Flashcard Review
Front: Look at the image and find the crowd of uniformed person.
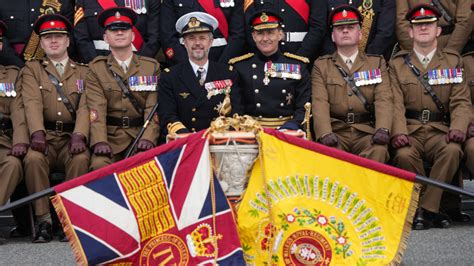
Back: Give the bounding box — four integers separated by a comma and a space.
0, 0, 472, 244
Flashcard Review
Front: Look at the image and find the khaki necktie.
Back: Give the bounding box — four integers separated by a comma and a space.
55, 63, 64, 76
121, 62, 128, 73
345, 59, 353, 70
422, 57, 430, 68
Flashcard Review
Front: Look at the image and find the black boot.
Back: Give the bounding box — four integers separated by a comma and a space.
32, 221, 52, 243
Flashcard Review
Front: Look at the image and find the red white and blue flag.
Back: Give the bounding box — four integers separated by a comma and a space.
52, 131, 244, 265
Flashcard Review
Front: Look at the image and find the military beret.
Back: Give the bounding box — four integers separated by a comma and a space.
175, 12, 218, 36
405, 4, 441, 24
98, 7, 137, 30
33, 14, 72, 36
329, 5, 363, 27
249, 10, 282, 31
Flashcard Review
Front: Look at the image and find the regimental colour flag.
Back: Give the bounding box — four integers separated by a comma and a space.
52, 131, 244, 265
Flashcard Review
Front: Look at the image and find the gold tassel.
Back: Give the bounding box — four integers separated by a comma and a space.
219, 92, 232, 116
358, 0, 375, 52
302, 102, 312, 141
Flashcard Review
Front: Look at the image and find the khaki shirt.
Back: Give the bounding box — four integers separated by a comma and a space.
396, 0, 473, 53
86, 54, 160, 154
21, 58, 89, 140
0, 65, 29, 149
390, 48, 471, 135
311, 52, 393, 139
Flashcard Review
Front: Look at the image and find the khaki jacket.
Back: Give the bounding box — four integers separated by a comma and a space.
86, 54, 160, 154
311, 52, 393, 139
21, 58, 89, 141
0, 65, 29, 149
390, 49, 471, 135
396, 0, 472, 53
463, 51, 474, 122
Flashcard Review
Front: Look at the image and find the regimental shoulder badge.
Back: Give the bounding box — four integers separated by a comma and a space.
129, 76, 159, 91
204, 79, 232, 99
228, 53, 254, 65
353, 69, 382, 86
427, 68, 463, 85
165, 48, 174, 59
0, 82, 17, 97
283, 52, 309, 64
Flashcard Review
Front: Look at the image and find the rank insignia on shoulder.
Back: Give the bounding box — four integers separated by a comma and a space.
0, 82, 17, 97
353, 69, 382, 86
76, 79, 84, 93
427, 68, 463, 85
219, 0, 235, 8
205, 79, 232, 99
179, 92, 190, 99
128, 76, 158, 91
283, 52, 309, 64
228, 53, 254, 64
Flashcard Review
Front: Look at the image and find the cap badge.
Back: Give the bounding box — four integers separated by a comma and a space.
115, 11, 121, 19
342, 9, 348, 17
188, 17, 200, 28
420, 8, 425, 16
260, 12, 268, 22
50, 21, 55, 26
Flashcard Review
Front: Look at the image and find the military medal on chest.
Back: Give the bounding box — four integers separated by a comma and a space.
427, 68, 463, 85
0, 82, 16, 97
263, 62, 302, 86
263, 61, 273, 86
128, 75, 158, 91
219, 0, 235, 7
353, 68, 382, 86
76, 79, 84, 94
125, 0, 147, 14
205, 79, 232, 99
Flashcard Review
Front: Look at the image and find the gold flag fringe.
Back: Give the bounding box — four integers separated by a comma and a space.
390, 183, 421, 265
51, 195, 88, 266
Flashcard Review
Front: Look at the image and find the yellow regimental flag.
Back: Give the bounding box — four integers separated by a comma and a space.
237, 129, 419, 265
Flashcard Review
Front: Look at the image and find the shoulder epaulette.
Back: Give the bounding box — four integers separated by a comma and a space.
283, 52, 309, 64
164, 68, 170, 73
138, 55, 159, 64
463, 51, 474, 57
316, 54, 332, 61
393, 49, 410, 58
5, 65, 20, 71
366, 53, 383, 58
442, 48, 461, 57
90, 55, 108, 64
77, 62, 89, 67
228, 53, 254, 64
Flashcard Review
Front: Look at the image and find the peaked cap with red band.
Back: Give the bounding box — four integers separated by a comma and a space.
329, 5, 363, 27
33, 14, 71, 36
0, 20, 7, 41
98, 7, 137, 30
249, 10, 282, 31
405, 4, 441, 24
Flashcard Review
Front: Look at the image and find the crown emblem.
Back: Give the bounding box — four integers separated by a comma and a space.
50, 21, 55, 26
186, 223, 222, 258
342, 9, 348, 17
115, 11, 121, 19
188, 17, 200, 28
420, 8, 425, 16
260, 12, 268, 22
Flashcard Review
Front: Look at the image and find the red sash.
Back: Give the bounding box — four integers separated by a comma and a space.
285, 0, 309, 24
197, 0, 229, 39
97, 0, 144, 50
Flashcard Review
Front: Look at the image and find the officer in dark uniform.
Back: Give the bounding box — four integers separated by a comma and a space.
320, 0, 396, 59
160, 0, 245, 66
159, 12, 243, 135
244, 0, 328, 63
230, 10, 311, 130
0, 0, 74, 66
74, 0, 160, 63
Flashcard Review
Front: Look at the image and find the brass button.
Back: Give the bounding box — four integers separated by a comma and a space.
254, 89, 259, 94
192, 108, 196, 112
282, 89, 286, 94
253, 75, 257, 80
57, 97, 62, 101
59, 83, 63, 86
57, 112, 62, 116
280, 103, 284, 107
192, 117, 196, 122
252, 64, 257, 68
256, 103, 261, 108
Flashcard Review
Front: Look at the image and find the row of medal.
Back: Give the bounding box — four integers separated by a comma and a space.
205, 79, 232, 99
220, 0, 235, 7
427, 68, 463, 85
76, 79, 85, 93
353, 69, 382, 86
128, 75, 158, 91
124, 0, 147, 14
263, 62, 302, 85
0, 83, 17, 97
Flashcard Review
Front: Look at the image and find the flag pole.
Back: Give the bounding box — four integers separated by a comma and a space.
0, 188, 55, 213
415, 175, 474, 197
124, 102, 159, 159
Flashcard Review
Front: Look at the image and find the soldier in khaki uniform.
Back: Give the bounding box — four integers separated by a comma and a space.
87, 7, 159, 170
390, 4, 471, 230
463, 52, 474, 176
312, 6, 392, 163
396, 0, 473, 54
21, 14, 90, 243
